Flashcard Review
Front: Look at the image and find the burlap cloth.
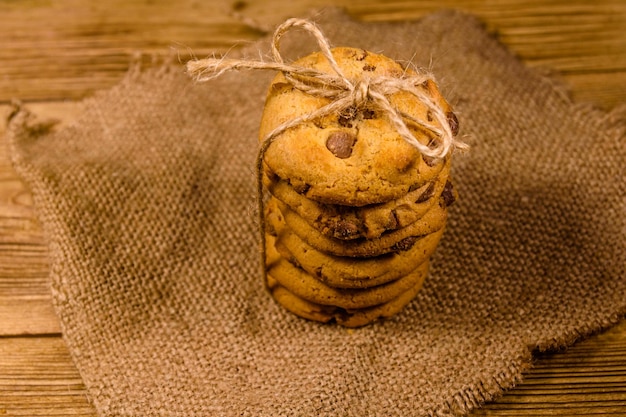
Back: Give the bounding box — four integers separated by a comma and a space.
6, 8, 625, 417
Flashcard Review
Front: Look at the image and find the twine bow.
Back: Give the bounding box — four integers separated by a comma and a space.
186, 18, 467, 160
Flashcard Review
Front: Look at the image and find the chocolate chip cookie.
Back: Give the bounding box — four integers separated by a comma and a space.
267, 271, 427, 327
263, 158, 451, 240
259, 47, 457, 206
266, 233, 430, 309
274, 226, 445, 289
268, 197, 448, 258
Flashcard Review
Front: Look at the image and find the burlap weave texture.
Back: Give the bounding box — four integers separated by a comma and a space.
7, 8, 625, 417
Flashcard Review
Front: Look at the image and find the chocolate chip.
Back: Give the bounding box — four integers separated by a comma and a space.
326, 131, 357, 159
362, 64, 376, 72
422, 155, 437, 167
387, 210, 399, 231
446, 111, 459, 136
415, 182, 435, 204
338, 115, 353, 128
330, 219, 360, 240
408, 182, 422, 192
289, 181, 310, 194
392, 236, 419, 252
441, 180, 456, 207
338, 106, 357, 127
355, 49, 368, 61
362, 108, 376, 119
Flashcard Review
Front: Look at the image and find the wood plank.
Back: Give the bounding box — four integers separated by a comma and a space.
0, 321, 623, 416
0, 336, 95, 416
0, 299, 60, 336
472, 320, 626, 416
1, 0, 624, 108
0, 102, 79, 336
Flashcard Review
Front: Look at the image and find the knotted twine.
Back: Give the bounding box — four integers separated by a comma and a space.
187, 18, 467, 159
186, 18, 468, 283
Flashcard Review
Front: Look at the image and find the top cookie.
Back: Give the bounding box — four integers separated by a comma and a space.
259, 46, 457, 206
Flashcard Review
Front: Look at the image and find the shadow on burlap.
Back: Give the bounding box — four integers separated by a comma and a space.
6, 8, 625, 417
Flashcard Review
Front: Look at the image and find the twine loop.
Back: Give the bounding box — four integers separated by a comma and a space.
186, 17, 467, 160
353, 80, 370, 107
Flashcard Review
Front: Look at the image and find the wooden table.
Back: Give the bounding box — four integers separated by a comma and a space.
1, 1, 624, 415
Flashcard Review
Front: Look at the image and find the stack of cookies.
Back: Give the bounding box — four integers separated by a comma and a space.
259, 47, 459, 327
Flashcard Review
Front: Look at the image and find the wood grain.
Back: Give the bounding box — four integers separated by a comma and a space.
475, 320, 626, 416
1, 0, 625, 107
0, 322, 624, 416
0, 102, 77, 336
0, 0, 624, 416
0, 337, 94, 416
